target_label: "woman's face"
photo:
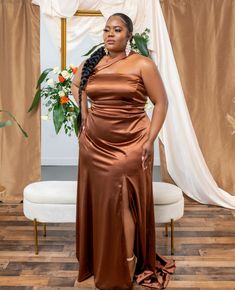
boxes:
[103,16,131,53]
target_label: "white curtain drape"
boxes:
[33,0,235,209]
[32,0,146,51]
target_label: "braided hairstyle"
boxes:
[78,46,106,128]
[78,13,133,129]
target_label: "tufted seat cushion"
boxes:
[153,182,184,224]
[23,181,77,204]
[23,181,77,223]
[152,182,183,205]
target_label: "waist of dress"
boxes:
[89,102,146,118]
[84,108,150,144]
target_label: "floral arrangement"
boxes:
[29,28,151,137]
[28,65,80,136]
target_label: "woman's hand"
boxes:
[142,140,154,170]
[81,116,87,131]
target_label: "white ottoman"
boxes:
[153,182,184,255]
[23,181,77,254]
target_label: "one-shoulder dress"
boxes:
[76,51,175,290]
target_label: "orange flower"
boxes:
[72,67,78,74]
[60,96,69,104]
[58,75,65,83]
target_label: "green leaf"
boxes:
[28,89,41,112]
[69,99,79,111]
[0,110,28,137]
[82,42,104,56]
[0,120,12,128]
[36,68,53,89]
[73,114,79,137]
[133,35,149,57]
[53,103,65,134]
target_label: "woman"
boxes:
[71,13,175,290]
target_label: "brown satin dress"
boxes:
[76,51,175,290]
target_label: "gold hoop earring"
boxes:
[104,46,109,55]
[125,40,131,56]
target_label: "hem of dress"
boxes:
[77,272,93,282]
[134,253,176,289]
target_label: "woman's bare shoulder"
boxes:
[130,52,156,69]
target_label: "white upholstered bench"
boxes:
[23,180,184,255]
[23,181,77,254]
[152,182,184,255]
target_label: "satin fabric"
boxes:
[0,1,40,202]
[75,51,175,290]
[147,0,235,208]
[160,0,235,199]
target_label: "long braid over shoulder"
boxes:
[78,46,106,128]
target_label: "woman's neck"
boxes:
[107,51,126,59]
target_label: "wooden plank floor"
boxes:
[0,197,235,290]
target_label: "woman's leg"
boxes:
[123,186,136,277]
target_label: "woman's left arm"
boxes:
[140,57,168,169]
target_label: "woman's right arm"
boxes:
[71,60,88,120]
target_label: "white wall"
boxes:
[40,13,160,166]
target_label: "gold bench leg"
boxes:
[170,218,174,255]
[43,224,47,237]
[33,218,38,255]
[165,223,168,237]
